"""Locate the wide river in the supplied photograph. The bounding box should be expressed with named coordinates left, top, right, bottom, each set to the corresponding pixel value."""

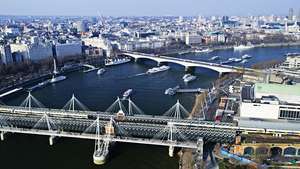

left=1, top=46, right=299, bottom=169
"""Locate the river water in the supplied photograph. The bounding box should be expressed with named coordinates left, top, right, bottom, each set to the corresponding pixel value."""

left=1, top=46, right=299, bottom=169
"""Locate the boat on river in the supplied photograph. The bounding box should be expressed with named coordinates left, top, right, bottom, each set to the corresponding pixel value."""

left=234, top=43, right=254, bottom=51
left=146, top=65, right=170, bottom=74
left=123, top=89, right=133, bottom=99
left=182, top=74, right=197, bottom=83
left=97, top=68, right=106, bottom=75
left=105, top=58, right=131, bottom=66
left=209, top=56, right=220, bottom=61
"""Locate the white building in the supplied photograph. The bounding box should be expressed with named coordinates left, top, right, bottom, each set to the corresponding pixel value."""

left=119, top=39, right=165, bottom=51
left=185, top=34, right=202, bottom=45
left=82, top=37, right=110, bottom=50
left=281, top=54, right=300, bottom=70
left=240, top=83, right=300, bottom=121
left=10, top=42, right=53, bottom=61
left=55, top=42, right=82, bottom=59
left=83, top=37, right=113, bottom=57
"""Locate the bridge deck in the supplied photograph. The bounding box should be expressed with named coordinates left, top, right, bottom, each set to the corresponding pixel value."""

left=123, top=52, right=258, bottom=74
left=0, top=127, right=197, bottom=148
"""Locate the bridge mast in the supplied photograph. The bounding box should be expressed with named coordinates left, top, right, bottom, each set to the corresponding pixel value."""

left=20, top=92, right=45, bottom=110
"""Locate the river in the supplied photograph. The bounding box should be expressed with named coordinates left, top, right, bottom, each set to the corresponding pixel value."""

left=0, top=45, right=299, bottom=169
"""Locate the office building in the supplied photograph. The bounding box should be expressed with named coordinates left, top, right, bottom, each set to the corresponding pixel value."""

left=289, top=8, right=294, bottom=21
left=76, top=20, right=88, bottom=33
left=185, top=34, right=202, bottom=45
left=281, top=54, right=300, bottom=70
left=240, top=83, right=300, bottom=121
left=55, top=41, right=82, bottom=59
left=0, top=44, right=13, bottom=64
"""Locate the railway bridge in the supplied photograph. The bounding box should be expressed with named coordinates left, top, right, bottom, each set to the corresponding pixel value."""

left=0, top=92, right=299, bottom=164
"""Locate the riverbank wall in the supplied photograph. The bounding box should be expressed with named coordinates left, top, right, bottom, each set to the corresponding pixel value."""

left=164, top=41, right=300, bottom=56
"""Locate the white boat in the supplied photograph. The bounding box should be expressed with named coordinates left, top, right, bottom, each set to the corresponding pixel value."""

left=164, top=86, right=179, bottom=96
left=50, top=75, right=66, bottom=83
left=233, top=58, right=242, bottom=62
left=123, top=89, right=133, bottom=99
left=50, top=59, right=66, bottom=84
left=83, top=68, right=98, bottom=73
left=241, top=54, right=252, bottom=59
left=183, top=74, right=197, bottom=83
left=0, top=87, right=23, bottom=98
left=179, top=51, right=190, bottom=55
left=146, top=65, right=170, bottom=74
left=28, top=80, right=50, bottom=91
left=234, top=44, right=254, bottom=51
left=221, top=60, right=234, bottom=65
left=194, top=48, right=213, bottom=53
left=209, top=56, right=220, bottom=61
left=228, top=58, right=242, bottom=62
left=221, top=58, right=239, bottom=64
left=97, top=68, right=106, bottom=75
left=240, top=59, right=248, bottom=64
left=105, top=58, right=131, bottom=66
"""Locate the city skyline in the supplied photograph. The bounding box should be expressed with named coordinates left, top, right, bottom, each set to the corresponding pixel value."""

left=0, top=0, right=300, bottom=17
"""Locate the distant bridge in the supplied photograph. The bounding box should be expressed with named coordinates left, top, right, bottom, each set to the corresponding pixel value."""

left=123, top=52, right=249, bottom=75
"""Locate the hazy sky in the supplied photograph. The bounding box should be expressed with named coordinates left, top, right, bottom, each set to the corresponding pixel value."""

left=0, top=0, right=299, bottom=16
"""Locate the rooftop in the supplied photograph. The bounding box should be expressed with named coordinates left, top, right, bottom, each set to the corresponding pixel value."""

left=255, top=83, right=300, bottom=97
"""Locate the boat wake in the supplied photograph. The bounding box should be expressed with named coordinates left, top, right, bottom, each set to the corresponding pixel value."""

left=127, top=73, right=147, bottom=78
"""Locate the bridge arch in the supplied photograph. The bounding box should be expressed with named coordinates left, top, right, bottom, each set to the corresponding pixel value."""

left=243, top=147, right=254, bottom=156
left=270, top=147, right=283, bottom=157
left=159, top=61, right=186, bottom=69
left=134, top=57, right=159, bottom=65
left=283, top=147, right=297, bottom=156
left=255, top=147, right=269, bottom=156
left=123, top=53, right=237, bottom=75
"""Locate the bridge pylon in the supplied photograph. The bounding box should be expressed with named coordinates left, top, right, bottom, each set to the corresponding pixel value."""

left=33, top=113, right=59, bottom=145
left=105, top=97, right=128, bottom=119
left=163, top=100, right=189, bottom=120
left=128, top=98, right=145, bottom=116
left=63, top=94, right=89, bottom=111
left=20, top=92, right=45, bottom=110
left=153, top=122, right=189, bottom=157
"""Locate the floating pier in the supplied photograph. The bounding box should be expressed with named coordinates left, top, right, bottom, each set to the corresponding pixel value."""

left=165, top=87, right=206, bottom=96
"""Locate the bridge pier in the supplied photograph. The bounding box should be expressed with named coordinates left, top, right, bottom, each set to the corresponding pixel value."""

left=0, top=132, right=6, bottom=141
left=169, top=146, right=174, bottom=157
left=218, top=72, right=223, bottom=78
left=93, top=140, right=110, bottom=165
left=49, top=136, right=56, bottom=146
left=157, top=62, right=168, bottom=66
left=185, top=66, right=195, bottom=74
left=194, top=138, right=204, bottom=168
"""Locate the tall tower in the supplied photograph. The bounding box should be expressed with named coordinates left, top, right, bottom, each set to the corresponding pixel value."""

left=298, top=9, right=300, bottom=21
left=0, top=44, right=13, bottom=64
left=289, top=8, right=294, bottom=21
